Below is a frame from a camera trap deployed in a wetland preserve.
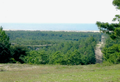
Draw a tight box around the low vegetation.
[0,64,120,82]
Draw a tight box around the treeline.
[1,28,102,65]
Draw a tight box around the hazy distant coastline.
[4,29,100,32]
[1,23,99,31]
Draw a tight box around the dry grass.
[0,64,120,82]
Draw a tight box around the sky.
[0,0,120,24]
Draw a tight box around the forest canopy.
[3,30,102,65]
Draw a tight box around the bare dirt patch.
[0,64,39,71]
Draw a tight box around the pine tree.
[0,26,11,63]
[96,0,120,40]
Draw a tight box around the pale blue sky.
[0,0,120,23]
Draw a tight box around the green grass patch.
[0,64,120,82]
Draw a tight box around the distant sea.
[0,23,99,31]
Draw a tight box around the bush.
[102,44,120,64]
[10,45,28,63]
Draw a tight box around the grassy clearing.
[0,64,120,82]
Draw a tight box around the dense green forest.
[2,28,120,65]
[6,31,101,44]
[0,30,101,65]
[24,36,97,65]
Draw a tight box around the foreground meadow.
[0,64,120,82]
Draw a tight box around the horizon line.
[0,23,96,24]
[3,29,100,32]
